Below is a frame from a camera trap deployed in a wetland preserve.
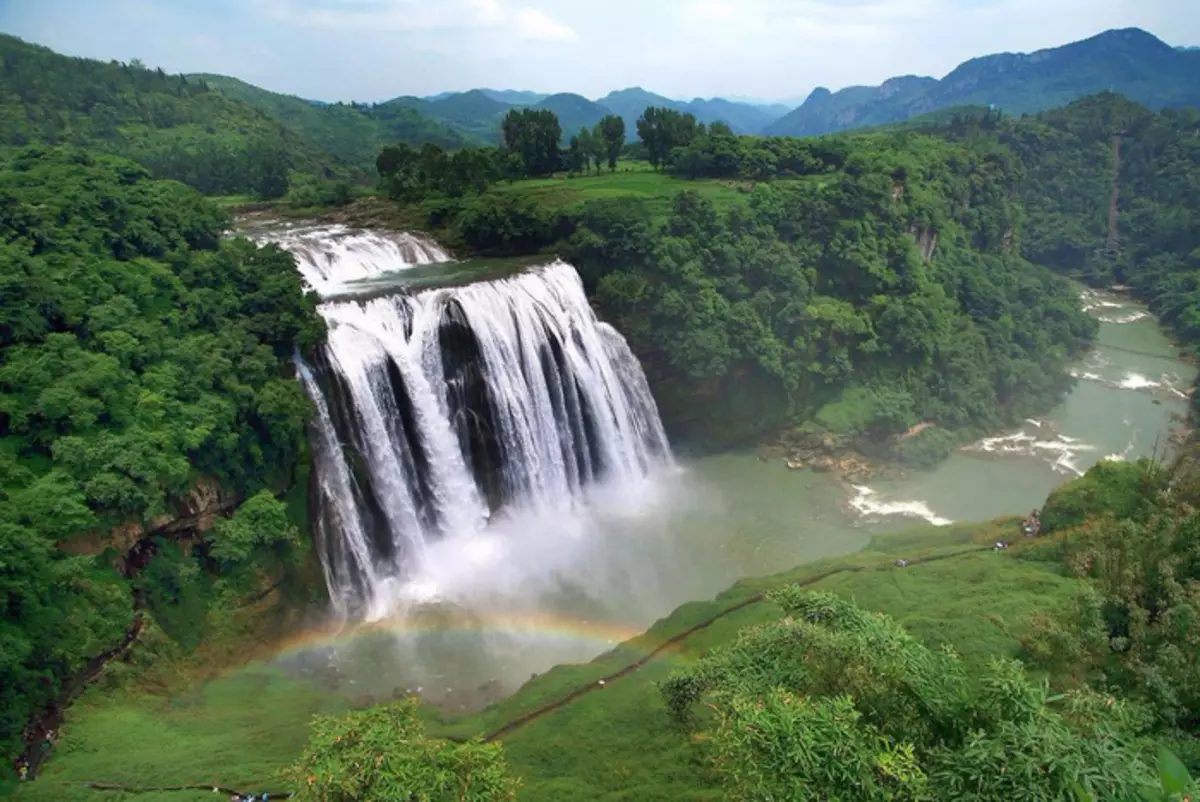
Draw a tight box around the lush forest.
[0,147,323,764]
[194,74,474,174]
[1004,95,1200,365]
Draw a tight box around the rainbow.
[267,609,654,663]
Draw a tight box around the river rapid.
[263,231,1191,712]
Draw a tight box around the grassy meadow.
[17,516,1080,801]
[492,160,755,219]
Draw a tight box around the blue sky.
[1,0,1196,103]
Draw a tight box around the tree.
[636,106,698,170]
[577,126,599,174]
[284,699,519,801]
[597,114,626,172]
[501,108,561,177]
[565,134,587,175]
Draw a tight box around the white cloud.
[260,0,575,40]
[513,7,576,40]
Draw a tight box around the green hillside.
[0,35,344,197]
[192,74,472,172]
[384,89,510,143]
[532,93,612,140]
[767,27,1200,137]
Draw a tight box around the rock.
[812,456,836,473]
[786,460,805,471]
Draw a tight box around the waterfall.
[275,228,672,620]
[251,224,450,295]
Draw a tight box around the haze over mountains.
[2,25,1197,190]
[193,26,1197,150]
[765,28,1200,136]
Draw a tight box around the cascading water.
[272,228,673,624]
[251,223,451,295]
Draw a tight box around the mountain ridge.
[766,27,1200,136]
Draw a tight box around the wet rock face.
[61,478,235,561]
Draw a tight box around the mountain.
[684,97,787,134]
[193,74,473,172]
[767,28,1200,137]
[0,35,346,196]
[385,89,510,143]
[765,76,938,136]
[534,93,612,139]
[480,89,547,106]
[596,87,786,136]
[596,87,681,137]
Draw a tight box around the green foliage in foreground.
[1025,457,1200,733]
[284,699,518,801]
[663,589,1161,801]
[0,146,323,764]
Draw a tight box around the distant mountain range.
[187,27,1200,156]
[765,28,1200,136]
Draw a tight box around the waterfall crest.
[275,228,672,620]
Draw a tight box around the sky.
[1,0,1197,104]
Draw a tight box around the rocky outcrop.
[760,428,880,485]
[61,478,238,563]
[909,225,939,262]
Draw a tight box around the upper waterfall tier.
[249,223,450,296]
[263,224,674,620]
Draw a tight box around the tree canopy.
[0,146,323,762]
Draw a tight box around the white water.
[848,485,952,527]
[251,223,450,295]
[270,228,673,621]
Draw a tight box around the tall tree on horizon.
[501,108,561,177]
[636,106,698,170]
[597,114,626,172]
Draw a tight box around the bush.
[1040,459,1163,533]
[891,427,958,468]
[665,590,1160,801]
[454,193,553,255]
[283,699,518,801]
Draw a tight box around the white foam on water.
[1103,435,1138,463]
[1119,372,1161,391]
[967,423,1095,477]
[1099,311,1150,324]
[848,485,952,527]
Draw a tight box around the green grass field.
[493,162,756,219]
[17,518,1078,801]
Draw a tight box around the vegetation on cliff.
[0,146,323,764]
